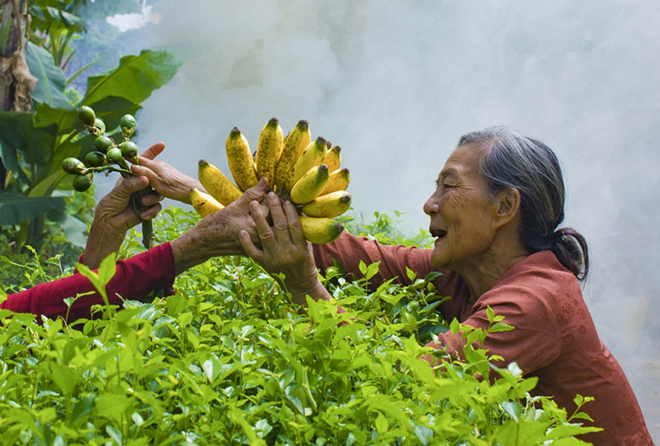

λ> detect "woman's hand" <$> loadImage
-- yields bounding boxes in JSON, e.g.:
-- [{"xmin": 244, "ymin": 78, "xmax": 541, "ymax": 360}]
[
  {"xmin": 169, "ymin": 178, "xmax": 269, "ymax": 275},
  {"xmin": 82, "ymin": 175, "xmax": 161, "ymax": 269},
  {"xmin": 238, "ymin": 191, "xmax": 332, "ymax": 306},
  {"xmin": 131, "ymin": 142, "xmax": 205, "ymax": 204}
]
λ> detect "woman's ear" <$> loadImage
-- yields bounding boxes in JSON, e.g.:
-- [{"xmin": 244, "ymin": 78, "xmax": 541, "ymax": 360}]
[{"xmin": 493, "ymin": 187, "xmax": 521, "ymax": 227}]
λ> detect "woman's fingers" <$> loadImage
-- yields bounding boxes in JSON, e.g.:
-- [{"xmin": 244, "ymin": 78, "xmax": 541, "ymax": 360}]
[
  {"xmin": 141, "ymin": 190, "xmax": 163, "ymax": 207},
  {"xmin": 140, "ymin": 203, "xmax": 162, "ymax": 220},
  {"xmin": 284, "ymin": 200, "xmax": 307, "ymax": 247},
  {"xmin": 239, "ymin": 230, "xmax": 262, "ymax": 261},
  {"xmin": 250, "ymin": 200, "xmax": 276, "ymax": 249},
  {"xmin": 140, "ymin": 142, "xmax": 166, "ymax": 160},
  {"xmin": 266, "ymin": 192, "xmax": 291, "ymax": 243}
]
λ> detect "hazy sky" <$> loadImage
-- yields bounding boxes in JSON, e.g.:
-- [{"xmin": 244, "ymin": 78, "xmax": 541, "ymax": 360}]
[{"xmin": 102, "ymin": 0, "xmax": 659, "ymax": 432}]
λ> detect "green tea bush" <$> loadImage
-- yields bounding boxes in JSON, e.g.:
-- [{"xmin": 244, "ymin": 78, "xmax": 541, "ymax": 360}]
[{"xmin": 0, "ymin": 208, "xmax": 599, "ymax": 445}]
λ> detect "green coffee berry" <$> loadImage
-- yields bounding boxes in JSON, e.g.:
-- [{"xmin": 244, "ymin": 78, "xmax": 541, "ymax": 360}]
[
  {"xmin": 94, "ymin": 118, "xmax": 106, "ymax": 134},
  {"xmin": 62, "ymin": 157, "xmax": 86, "ymax": 175},
  {"xmin": 120, "ymin": 114, "xmax": 137, "ymax": 130},
  {"xmin": 94, "ymin": 136, "xmax": 114, "ymax": 153},
  {"xmin": 106, "ymin": 147, "xmax": 124, "ymax": 164},
  {"xmin": 73, "ymin": 172, "xmax": 94, "ymax": 192},
  {"xmin": 84, "ymin": 151, "xmax": 106, "ymax": 167},
  {"xmin": 78, "ymin": 106, "xmax": 96, "ymax": 126},
  {"xmin": 120, "ymin": 141, "xmax": 138, "ymax": 159}
]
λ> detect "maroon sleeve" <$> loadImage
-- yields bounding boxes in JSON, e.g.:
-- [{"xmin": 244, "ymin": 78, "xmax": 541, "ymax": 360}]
[
  {"xmin": 312, "ymin": 232, "xmax": 467, "ymax": 305},
  {"xmin": 1, "ymin": 242, "xmax": 176, "ymax": 322}
]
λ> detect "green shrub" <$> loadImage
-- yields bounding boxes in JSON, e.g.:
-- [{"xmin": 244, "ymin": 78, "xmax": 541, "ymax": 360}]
[{"xmin": 0, "ymin": 208, "xmax": 600, "ymax": 445}]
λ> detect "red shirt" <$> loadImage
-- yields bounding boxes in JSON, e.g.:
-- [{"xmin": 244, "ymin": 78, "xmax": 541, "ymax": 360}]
[
  {"xmin": 1, "ymin": 242, "xmax": 176, "ymax": 322},
  {"xmin": 313, "ymin": 233, "xmax": 654, "ymax": 446}
]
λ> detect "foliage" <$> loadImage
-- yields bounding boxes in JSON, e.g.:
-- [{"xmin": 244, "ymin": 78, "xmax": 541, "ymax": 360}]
[
  {"xmin": 0, "ymin": 0, "xmax": 181, "ymax": 249},
  {"xmin": 0, "ymin": 208, "xmax": 600, "ymax": 445},
  {"xmin": 343, "ymin": 210, "xmax": 434, "ymax": 248},
  {"xmin": 0, "ymin": 187, "xmax": 95, "ymax": 289}
]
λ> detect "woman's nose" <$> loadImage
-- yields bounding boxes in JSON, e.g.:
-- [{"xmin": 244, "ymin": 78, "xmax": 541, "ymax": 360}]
[{"xmin": 423, "ymin": 194, "xmax": 438, "ymax": 215}]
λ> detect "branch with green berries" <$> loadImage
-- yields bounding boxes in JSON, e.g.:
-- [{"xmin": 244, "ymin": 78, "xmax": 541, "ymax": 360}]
[{"xmin": 62, "ymin": 106, "xmax": 155, "ymax": 250}]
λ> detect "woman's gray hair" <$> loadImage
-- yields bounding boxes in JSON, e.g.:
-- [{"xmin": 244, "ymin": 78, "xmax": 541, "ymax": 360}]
[{"xmin": 458, "ymin": 126, "xmax": 589, "ymax": 281}]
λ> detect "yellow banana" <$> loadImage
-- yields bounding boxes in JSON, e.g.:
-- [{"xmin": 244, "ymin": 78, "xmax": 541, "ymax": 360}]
[
  {"xmin": 189, "ymin": 188, "xmax": 224, "ymax": 217},
  {"xmin": 226, "ymin": 127, "xmax": 258, "ymax": 191},
  {"xmin": 323, "ymin": 146, "xmax": 341, "ymax": 173},
  {"xmin": 273, "ymin": 120, "xmax": 311, "ymax": 192},
  {"xmin": 286, "ymin": 137, "xmax": 327, "ymax": 190},
  {"xmin": 321, "ymin": 167, "xmax": 350, "ymax": 195},
  {"xmin": 198, "ymin": 159, "xmax": 242, "ymax": 206},
  {"xmin": 301, "ymin": 191, "xmax": 351, "ymax": 218},
  {"xmin": 290, "ymin": 164, "xmax": 330, "ymax": 204},
  {"xmin": 300, "ymin": 216, "xmax": 345, "ymax": 244},
  {"xmin": 256, "ymin": 117, "xmax": 283, "ymax": 187}
]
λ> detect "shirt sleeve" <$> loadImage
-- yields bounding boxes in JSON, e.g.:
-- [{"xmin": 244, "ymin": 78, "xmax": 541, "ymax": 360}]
[
  {"xmin": 424, "ymin": 285, "xmax": 562, "ymax": 376},
  {"xmin": 1, "ymin": 242, "xmax": 177, "ymax": 322},
  {"xmin": 312, "ymin": 232, "xmax": 463, "ymax": 293}
]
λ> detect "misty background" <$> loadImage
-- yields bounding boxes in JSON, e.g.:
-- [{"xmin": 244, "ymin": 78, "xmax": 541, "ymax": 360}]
[{"xmin": 88, "ymin": 0, "xmax": 659, "ymax": 436}]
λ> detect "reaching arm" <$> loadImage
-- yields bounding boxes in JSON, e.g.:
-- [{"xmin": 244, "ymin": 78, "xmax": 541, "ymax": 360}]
[
  {"xmin": 3, "ymin": 180, "xmax": 270, "ymax": 321},
  {"xmin": 2, "ymin": 243, "xmax": 175, "ymax": 322}
]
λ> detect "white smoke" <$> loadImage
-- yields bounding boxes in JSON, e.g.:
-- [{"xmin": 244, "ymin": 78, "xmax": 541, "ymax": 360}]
[{"xmin": 127, "ymin": 0, "xmax": 660, "ymax": 435}]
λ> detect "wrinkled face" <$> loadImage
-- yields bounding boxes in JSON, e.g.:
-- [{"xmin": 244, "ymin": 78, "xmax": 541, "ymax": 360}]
[{"xmin": 423, "ymin": 143, "xmax": 499, "ymax": 272}]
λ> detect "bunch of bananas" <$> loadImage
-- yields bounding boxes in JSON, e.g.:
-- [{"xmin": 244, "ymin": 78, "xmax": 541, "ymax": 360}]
[{"xmin": 191, "ymin": 118, "xmax": 351, "ymax": 244}]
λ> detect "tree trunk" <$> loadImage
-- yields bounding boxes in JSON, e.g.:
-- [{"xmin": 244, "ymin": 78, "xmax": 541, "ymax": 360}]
[
  {"xmin": 1, "ymin": 0, "xmax": 35, "ymax": 112},
  {"xmin": 1, "ymin": 0, "xmax": 35, "ymax": 191}
]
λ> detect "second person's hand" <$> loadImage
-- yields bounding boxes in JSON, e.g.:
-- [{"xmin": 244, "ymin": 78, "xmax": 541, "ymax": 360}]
[
  {"xmin": 131, "ymin": 142, "xmax": 206, "ymax": 204},
  {"xmin": 238, "ymin": 191, "xmax": 332, "ymax": 306}
]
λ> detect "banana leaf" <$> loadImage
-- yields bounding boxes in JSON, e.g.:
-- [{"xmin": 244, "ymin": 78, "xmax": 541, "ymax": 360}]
[
  {"xmin": 82, "ymin": 49, "xmax": 181, "ymax": 108},
  {"xmin": 0, "ymin": 193, "xmax": 65, "ymax": 226},
  {"xmin": 0, "ymin": 111, "xmax": 57, "ymax": 175},
  {"xmin": 24, "ymin": 41, "xmax": 72, "ymax": 110}
]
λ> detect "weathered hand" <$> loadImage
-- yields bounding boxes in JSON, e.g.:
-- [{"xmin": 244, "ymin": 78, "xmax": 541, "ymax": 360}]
[
  {"xmin": 82, "ymin": 175, "xmax": 161, "ymax": 269},
  {"xmin": 238, "ymin": 191, "xmax": 330, "ymax": 305},
  {"xmin": 169, "ymin": 178, "xmax": 270, "ymax": 275},
  {"xmin": 130, "ymin": 142, "xmax": 205, "ymax": 204}
]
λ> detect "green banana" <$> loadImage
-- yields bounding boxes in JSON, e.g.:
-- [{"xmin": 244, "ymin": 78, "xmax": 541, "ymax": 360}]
[
  {"xmin": 273, "ymin": 120, "xmax": 311, "ymax": 192},
  {"xmin": 190, "ymin": 188, "xmax": 224, "ymax": 217},
  {"xmin": 300, "ymin": 216, "xmax": 344, "ymax": 244},
  {"xmin": 226, "ymin": 127, "xmax": 258, "ymax": 191},
  {"xmin": 286, "ymin": 137, "xmax": 327, "ymax": 190},
  {"xmin": 321, "ymin": 167, "xmax": 350, "ymax": 195},
  {"xmin": 290, "ymin": 164, "xmax": 330, "ymax": 204},
  {"xmin": 301, "ymin": 191, "xmax": 351, "ymax": 218},
  {"xmin": 198, "ymin": 159, "xmax": 243, "ymax": 206},
  {"xmin": 256, "ymin": 117, "xmax": 283, "ymax": 187}
]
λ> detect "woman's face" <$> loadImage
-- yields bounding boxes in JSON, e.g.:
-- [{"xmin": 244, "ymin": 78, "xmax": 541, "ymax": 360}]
[{"xmin": 423, "ymin": 143, "xmax": 500, "ymax": 272}]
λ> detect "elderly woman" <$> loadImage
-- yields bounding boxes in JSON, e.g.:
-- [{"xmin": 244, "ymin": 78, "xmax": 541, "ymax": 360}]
[{"xmin": 238, "ymin": 127, "xmax": 653, "ymax": 445}]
